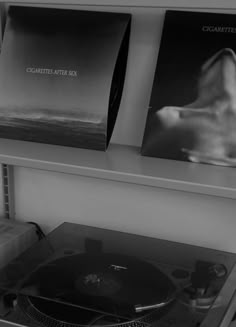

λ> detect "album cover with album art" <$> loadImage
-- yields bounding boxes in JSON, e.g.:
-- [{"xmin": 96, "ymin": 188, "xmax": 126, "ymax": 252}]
[
  {"xmin": 141, "ymin": 10, "xmax": 236, "ymax": 166},
  {"xmin": 0, "ymin": 6, "xmax": 131, "ymax": 151}
]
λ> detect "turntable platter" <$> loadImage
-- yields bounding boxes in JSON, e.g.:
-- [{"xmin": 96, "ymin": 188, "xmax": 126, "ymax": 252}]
[
  {"xmin": 17, "ymin": 294, "xmax": 170, "ymax": 327},
  {"xmin": 19, "ymin": 253, "xmax": 176, "ymax": 318}
]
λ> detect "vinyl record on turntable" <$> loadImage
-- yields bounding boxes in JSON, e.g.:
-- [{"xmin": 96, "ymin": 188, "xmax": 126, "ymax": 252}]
[{"xmin": 18, "ymin": 253, "xmax": 176, "ymax": 319}]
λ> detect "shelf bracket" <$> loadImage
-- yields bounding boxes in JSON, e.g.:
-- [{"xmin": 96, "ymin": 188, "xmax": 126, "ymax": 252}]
[{"xmin": 2, "ymin": 164, "xmax": 15, "ymax": 219}]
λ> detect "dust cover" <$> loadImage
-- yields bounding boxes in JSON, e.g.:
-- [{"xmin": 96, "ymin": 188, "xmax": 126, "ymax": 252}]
[
  {"xmin": 0, "ymin": 6, "xmax": 131, "ymax": 151},
  {"xmin": 141, "ymin": 10, "xmax": 236, "ymax": 166}
]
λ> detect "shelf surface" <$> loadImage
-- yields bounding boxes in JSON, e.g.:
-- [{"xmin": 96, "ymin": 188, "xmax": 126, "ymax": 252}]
[
  {"xmin": 2, "ymin": 0, "xmax": 236, "ymax": 9},
  {"xmin": 0, "ymin": 139, "xmax": 235, "ymax": 199}
]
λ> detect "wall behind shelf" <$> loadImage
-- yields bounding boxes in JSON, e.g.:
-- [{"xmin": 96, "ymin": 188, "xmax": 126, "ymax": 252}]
[
  {"xmin": 1, "ymin": 2, "xmax": 236, "ymax": 252},
  {"xmin": 13, "ymin": 167, "xmax": 236, "ymax": 252}
]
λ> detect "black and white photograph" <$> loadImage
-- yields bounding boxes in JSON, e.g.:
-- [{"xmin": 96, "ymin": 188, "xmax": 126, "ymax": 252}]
[
  {"xmin": 0, "ymin": 6, "xmax": 131, "ymax": 151},
  {"xmin": 141, "ymin": 10, "xmax": 236, "ymax": 166},
  {"xmin": 0, "ymin": 3, "xmax": 236, "ymax": 327}
]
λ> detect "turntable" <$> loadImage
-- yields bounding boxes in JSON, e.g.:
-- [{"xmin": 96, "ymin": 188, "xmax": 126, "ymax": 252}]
[{"xmin": 0, "ymin": 222, "xmax": 236, "ymax": 327}]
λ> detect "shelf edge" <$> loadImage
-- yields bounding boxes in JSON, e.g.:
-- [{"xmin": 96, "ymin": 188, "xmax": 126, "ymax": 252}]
[{"xmin": 0, "ymin": 150, "xmax": 235, "ymax": 199}]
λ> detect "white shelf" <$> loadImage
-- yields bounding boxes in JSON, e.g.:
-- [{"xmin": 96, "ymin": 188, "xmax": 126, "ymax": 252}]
[
  {"xmin": 2, "ymin": 0, "xmax": 236, "ymax": 9},
  {"xmin": 0, "ymin": 139, "xmax": 235, "ymax": 199}
]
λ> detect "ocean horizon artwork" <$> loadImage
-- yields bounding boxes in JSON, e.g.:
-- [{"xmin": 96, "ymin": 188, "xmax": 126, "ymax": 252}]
[
  {"xmin": 0, "ymin": 6, "xmax": 131, "ymax": 150},
  {"xmin": 0, "ymin": 106, "xmax": 107, "ymax": 150}
]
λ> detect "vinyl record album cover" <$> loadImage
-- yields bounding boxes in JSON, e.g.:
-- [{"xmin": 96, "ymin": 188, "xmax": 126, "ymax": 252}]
[
  {"xmin": 0, "ymin": 6, "xmax": 131, "ymax": 151},
  {"xmin": 141, "ymin": 10, "xmax": 236, "ymax": 166}
]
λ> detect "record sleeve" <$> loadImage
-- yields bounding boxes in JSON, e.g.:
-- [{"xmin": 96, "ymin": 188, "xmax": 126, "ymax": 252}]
[
  {"xmin": 141, "ymin": 10, "xmax": 236, "ymax": 166},
  {"xmin": 0, "ymin": 6, "xmax": 131, "ymax": 151}
]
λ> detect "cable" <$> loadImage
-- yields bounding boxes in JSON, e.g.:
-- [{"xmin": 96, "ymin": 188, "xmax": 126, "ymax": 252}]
[{"xmin": 27, "ymin": 221, "xmax": 46, "ymax": 240}]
